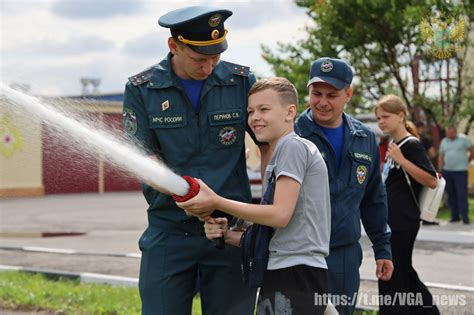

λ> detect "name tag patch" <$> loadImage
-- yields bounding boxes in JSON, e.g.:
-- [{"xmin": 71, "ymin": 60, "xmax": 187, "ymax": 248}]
[
  {"xmin": 149, "ymin": 114, "xmax": 186, "ymax": 128},
  {"xmin": 353, "ymin": 152, "xmax": 372, "ymax": 162},
  {"xmin": 209, "ymin": 109, "xmax": 243, "ymax": 125}
]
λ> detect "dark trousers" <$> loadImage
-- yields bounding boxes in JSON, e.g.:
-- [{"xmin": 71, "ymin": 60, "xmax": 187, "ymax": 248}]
[
  {"xmin": 138, "ymin": 226, "xmax": 257, "ymax": 315},
  {"xmin": 443, "ymin": 170, "xmax": 469, "ymax": 223},
  {"xmin": 257, "ymin": 265, "xmax": 328, "ymax": 315},
  {"xmin": 379, "ymin": 227, "xmax": 440, "ymax": 315},
  {"xmin": 325, "ymin": 243, "xmax": 363, "ymax": 315}
]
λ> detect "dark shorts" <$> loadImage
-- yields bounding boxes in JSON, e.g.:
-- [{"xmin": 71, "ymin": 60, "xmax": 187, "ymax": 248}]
[{"xmin": 256, "ymin": 265, "xmax": 328, "ymax": 315}]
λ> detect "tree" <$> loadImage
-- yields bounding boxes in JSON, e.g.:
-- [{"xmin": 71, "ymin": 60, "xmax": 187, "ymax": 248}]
[{"xmin": 262, "ymin": 0, "xmax": 473, "ymax": 135}]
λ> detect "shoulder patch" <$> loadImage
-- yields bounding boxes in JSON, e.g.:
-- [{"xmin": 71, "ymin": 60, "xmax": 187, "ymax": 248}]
[
  {"xmin": 222, "ymin": 61, "xmax": 250, "ymax": 77},
  {"xmin": 128, "ymin": 65, "xmax": 157, "ymax": 86}
]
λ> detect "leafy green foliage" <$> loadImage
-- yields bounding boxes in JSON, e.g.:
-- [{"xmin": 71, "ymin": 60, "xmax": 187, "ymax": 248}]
[{"xmin": 263, "ymin": 0, "xmax": 473, "ymax": 132}]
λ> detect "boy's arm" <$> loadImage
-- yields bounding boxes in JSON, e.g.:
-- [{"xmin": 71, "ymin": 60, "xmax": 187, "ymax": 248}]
[{"xmin": 177, "ymin": 176, "xmax": 300, "ymax": 228}]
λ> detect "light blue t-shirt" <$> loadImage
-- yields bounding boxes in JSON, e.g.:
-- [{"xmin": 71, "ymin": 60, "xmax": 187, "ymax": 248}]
[
  {"xmin": 264, "ymin": 132, "xmax": 331, "ymax": 270},
  {"xmin": 440, "ymin": 134, "xmax": 472, "ymax": 171}
]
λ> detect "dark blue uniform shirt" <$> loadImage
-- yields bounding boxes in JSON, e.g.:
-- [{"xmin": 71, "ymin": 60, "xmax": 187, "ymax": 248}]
[
  {"xmin": 123, "ymin": 53, "xmax": 256, "ymax": 234},
  {"xmin": 296, "ymin": 109, "xmax": 391, "ymax": 260}
]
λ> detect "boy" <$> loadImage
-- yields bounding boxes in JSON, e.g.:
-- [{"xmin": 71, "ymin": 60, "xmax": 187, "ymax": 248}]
[{"xmin": 177, "ymin": 77, "xmax": 331, "ymax": 314}]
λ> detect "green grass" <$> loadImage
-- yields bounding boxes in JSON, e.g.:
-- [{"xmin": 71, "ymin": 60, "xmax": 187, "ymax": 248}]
[
  {"xmin": 435, "ymin": 197, "xmax": 474, "ymax": 221},
  {"xmin": 0, "ymin": 271, "xmax": 380, "ymax": 314},
  {"xmin": 0, "ymin": 271, "xmax": 202, "ymax": 315}
]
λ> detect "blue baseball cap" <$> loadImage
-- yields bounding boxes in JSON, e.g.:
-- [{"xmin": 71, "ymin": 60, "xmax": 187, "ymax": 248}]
[
  {"xmin": 307, "ymin": 57, "xmax": 353, "ymax": 90},
  {"xmin": 159, "ymin": 6, "xmax": 232, "ymax": 55}
]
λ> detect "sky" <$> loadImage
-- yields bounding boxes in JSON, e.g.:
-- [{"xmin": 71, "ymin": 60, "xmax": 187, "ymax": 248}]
[{"xmin": 0, "ymin": 0, "xmax": 313, "ymax": 96}]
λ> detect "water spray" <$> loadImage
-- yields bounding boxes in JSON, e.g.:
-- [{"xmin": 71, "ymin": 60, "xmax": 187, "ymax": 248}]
[
  {"xmin": 1, "ymin": 84, "xmax": 224, "ymax": 248},
  {"xmin": 1, "ymin": 84, "xmax": 188, "ymax": 194}
]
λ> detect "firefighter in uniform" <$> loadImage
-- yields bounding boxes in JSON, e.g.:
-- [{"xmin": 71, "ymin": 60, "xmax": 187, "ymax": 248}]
[
  {"xmin": 122, "ymin": 6, "xmax": 261, "ymax": 315},
  {"xmin": 295, "ymin": 58, "xmax": 393, "ymax": 315}
]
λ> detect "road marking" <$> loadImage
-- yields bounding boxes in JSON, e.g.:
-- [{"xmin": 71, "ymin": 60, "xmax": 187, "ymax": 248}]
[
  {"xmin": 361, "ymin": 276, "xmax": 474, "ymax": 292},
  {"xmin": 0, "ymin": 245, "xmax": 140, "ymax": 258}
]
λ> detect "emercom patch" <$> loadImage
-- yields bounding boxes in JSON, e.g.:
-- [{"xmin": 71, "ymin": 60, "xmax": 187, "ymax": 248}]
[
  {"xmin": 356, "ymin": 165, "xmax": 368, "ymax": 185},
  {"xmin": 123, "ymin": 108, "xmax": 137, "ymax": 136}
]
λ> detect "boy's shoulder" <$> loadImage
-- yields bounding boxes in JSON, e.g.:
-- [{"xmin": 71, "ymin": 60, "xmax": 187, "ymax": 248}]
[
  {"xmin": 283, "ymin": 135, "xmax": 318, "ymax": 155},
  {"xmin": 275, "ymin": 134, "xmax": 320, "ymax": 163}
]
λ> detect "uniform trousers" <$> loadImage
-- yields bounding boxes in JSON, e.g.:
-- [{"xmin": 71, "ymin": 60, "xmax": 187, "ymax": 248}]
[
  {"xmin": 325, "ymin": 242, "xmax": 363, "ymax": 315},
  {"xmin": 138, "ymin": 224, "xmax": 256, "ymax": 315}
]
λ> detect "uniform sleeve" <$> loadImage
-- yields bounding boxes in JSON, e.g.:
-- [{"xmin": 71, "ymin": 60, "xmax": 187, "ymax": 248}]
[
  {"xmin": 360, "ymin": 133, "xmax": 392, "ymax": 260},
  {"xmin": 122, "ymin": 82, "xmax": 160, "ymax": 155},
  {"xmin": 274, "ymin": 139, "xmax": 308, "ymax": 184}
]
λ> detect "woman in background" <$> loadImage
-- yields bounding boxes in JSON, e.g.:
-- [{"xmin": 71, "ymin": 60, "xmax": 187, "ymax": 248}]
[{"xmin": 375, "ymin": 94, "xmax": 439, "ymax": 314}]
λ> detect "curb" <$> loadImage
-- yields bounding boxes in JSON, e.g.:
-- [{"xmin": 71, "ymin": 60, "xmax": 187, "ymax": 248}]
[
  {"xmin": 361, "ymin": 228, "xmax": 474, "ymax": 245},
  {"xmin": 0, "ymin": 265, "xmax": 138, "ymax": 287},
  {"xmin": 0, "ymin": 232, "xmax": 85, "ymax": 238},
  {"xmin": 0, "ymin": 245, "xmax": 140, "ymax": 258},
  {"xmin": 0, "ymin": 264, "xmax": 376, "ymax": 313},
  {"xmin": 3, "ymin": 245, "xmax": 473, "ymax": 292},
  {"xmin": 360, "ymin": 276, "xmax": 474, "ymax": 292}
]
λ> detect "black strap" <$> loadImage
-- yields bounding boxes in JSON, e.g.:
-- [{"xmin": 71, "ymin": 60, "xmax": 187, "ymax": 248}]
[
  {"xmin": 395, "ymin": 136, "xmax": 420, "ymax": 208},
  {"xmin": 401, "ymin": 168, "xmax": 420, "ymax": 208}
]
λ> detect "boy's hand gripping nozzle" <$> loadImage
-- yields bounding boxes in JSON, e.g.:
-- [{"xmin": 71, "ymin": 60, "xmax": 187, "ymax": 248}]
[{"xmin": 172, "ymin": 176, "xmax": 225, "ymax": 249}]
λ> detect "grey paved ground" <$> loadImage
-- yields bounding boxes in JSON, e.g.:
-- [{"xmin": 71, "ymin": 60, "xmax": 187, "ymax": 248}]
[{"xmin": 1, "ymin": 192, "xmax": 473, "ymax": 314}]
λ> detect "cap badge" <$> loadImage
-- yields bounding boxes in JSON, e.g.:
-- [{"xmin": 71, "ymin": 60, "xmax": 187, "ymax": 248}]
[
  {"xmin": 356, "ymin": 165, "xmax": 367, "ymax": 185},
  {"xmin": 219, "ymin": 126, "xmax": 237, "ymax": 146},
  {"xmin": 208, "ymin": 14, "xmax": 222, "ymax": 27},
  {"xmin": 211, "ymin": 29, "xmax": 220, "ymax": 40},
  {"xmin": 321, "ymin": 60, "xmax": 333, "ymax": 73},
  {"xmin": 162, "ymin": 100, "xmax": 170, "ymax": 111}
]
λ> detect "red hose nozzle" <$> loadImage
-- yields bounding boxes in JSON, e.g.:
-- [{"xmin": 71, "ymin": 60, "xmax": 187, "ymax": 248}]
[{"xmin": 172, "ymin": 176, "xmax": 200, "ymax": 202}]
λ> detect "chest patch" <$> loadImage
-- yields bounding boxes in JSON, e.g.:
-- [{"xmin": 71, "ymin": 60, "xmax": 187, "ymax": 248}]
[
  {"xmin": 123, "ymin": 108, "xmax": 137, "ymax": 136},
  {"xmin": 356, "ymin": 165, "xmax": 367, "ymax": 185},
  {"xmin": 219, "ymin": 126, "xmax": 237, "ymax": 146}
]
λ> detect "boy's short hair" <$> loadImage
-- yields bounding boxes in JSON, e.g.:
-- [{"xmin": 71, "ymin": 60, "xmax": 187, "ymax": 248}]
[{"xmin": 248, "ymin": 77, "xmax": 298, "ymax": 106}]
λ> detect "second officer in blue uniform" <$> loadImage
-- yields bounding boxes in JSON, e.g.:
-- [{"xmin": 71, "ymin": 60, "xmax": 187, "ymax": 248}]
[
  {"xmin": 295, "ymin": 58, "xmax": 394, "ymax": 315},
  {"xmin": 122, "ymin": 6, "xmax": 261, "ymax": 315}
]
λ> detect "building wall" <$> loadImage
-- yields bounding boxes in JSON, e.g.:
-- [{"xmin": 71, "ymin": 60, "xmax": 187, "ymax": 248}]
[
  {"xmin": 0, "ymin": 97, "xmax": 141, "ymax": 198},
  {"xmin": 0, "ymin": 106, "xmax": 44, "ymax": 197}
]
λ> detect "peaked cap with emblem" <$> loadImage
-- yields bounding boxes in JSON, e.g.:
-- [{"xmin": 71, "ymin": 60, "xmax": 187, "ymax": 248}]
[
  {"xmin": 159, "ymin": 6, "xmax": 232, "ymax": 55},
  {"xmin": 307, "ymin": 57, "xmax": 353, "ymax": 90}
]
